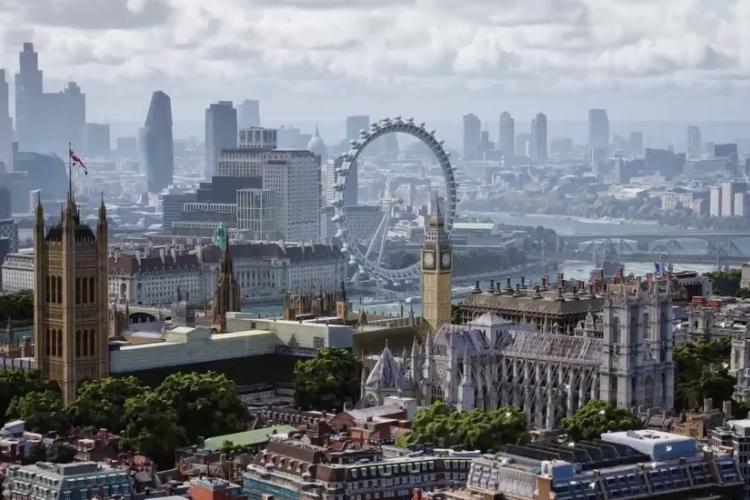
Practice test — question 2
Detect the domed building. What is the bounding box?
[306,125,327,166]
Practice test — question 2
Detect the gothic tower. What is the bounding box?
[599,279,674,411]
[33,194,109,404]
[421,194,452,333]
[212,241,240,332]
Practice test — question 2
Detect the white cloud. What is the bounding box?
[0,0,746,122]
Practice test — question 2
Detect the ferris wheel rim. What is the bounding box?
[332,116,457,282]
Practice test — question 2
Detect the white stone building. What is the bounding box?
[1,251,33,291]
[362,279,675,430]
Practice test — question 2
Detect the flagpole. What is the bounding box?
[68,141,72,201]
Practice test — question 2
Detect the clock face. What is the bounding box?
[441,252,451,269]
[423,251,436,269]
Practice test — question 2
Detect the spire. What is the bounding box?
[461,344,471,384]
[430,191,443,226]
[315,123,320,137]
[98,192,107,221]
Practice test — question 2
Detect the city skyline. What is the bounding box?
[0,0,747,125]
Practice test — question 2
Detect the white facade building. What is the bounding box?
[236,188,277,241]
[1,251,33,291]
[262,150,321,243]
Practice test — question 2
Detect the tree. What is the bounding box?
[122,390,186,468]
[155,371,248,444]
[293,348,361,411]
[396,401,528,452]
[0,370,57,419]
[67,376,146,433]
[704,269,741,296]
[7,391,68,433]
[27,441,47,464]
[46,442,76,463]
[0,291,34,323]
[562,400,640,441]
[737,288,750,299]
[674,339,735,411]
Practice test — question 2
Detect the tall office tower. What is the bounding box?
[346,115,370,142]
[262,150,321,243]
[687,126,702,158]
[205,101,238,178]
[515,133,531,157]
[588,109,610,164]
[82,123,110,156]
[236,188,277,240]
[498,111,514,158]
[421,194,452,333]
[238,99,260,129]
[462,113,481,161]
[59,82,86,152]
[0,187,10,219]
[0,70,11,168]
[721,181,747,218]
[529,113,547,162]
[140,91,174,193]
[33,194,109,404]
[629,131,644,158]
[709,186,722,217]
[14,43,42,152]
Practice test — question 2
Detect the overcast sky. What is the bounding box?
[0,0,748,131]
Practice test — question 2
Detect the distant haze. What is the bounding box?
[0,0,748,138]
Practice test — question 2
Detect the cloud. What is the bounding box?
[0,0,746,121]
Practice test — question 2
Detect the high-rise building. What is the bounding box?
[238,99,260,129]
[687,125,702,158]
[529,112,547,162]
[116,136,137,157]
[462,113,481,161]
[515,132,531,157]
[14,43,42,152]
[0,69,12,169]
[710,186,722,217]
[498,111,514,158]
[140,91,174,193]
[588,108,610,149]
[0,187,11,219]
[421,194,452,333]
[14,43,85,154]
[346,115,370,142]
[33,194,109,404]
[629,131,644,158]
[588,108,610,164]
[205,101,238,179]
[82,123,110,156]
[262,150,321,243]
[306,125,327,167]
[236,188,277,241]
[720,181,747,218]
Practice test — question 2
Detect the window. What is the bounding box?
[75,277,80,304]
[89,277,95,304]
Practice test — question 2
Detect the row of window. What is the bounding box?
[75,277,96,304]
[44,329,97,358]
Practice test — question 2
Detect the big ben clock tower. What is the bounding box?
[421,194,452,333]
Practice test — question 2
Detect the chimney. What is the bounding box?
[723,400,733,418]
[521,276,526,288]
[159,247,166,264]
[488,279,495,293]
[703,398,713,413]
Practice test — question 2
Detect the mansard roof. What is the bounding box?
[464,291,603,316]
[365,346,410,391]
[201,243,342,264]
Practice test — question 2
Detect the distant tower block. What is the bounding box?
[33,193,109,404]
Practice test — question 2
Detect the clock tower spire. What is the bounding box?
[421,193,452,333]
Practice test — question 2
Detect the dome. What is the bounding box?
[307,125,327,161]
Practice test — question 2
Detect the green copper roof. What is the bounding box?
[203,425,298,451]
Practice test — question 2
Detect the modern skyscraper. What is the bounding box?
[82,123,110,156]
[687,125,702,157]
[33,194,109,404]
[346,115,370,142]
[236,188,277,241]
[462,113,481,161]
[498,111,514,158]
[140,91,174,193]
[14,43,85,154]
[0,69,12,169]
[529,113,547,162]
[588,109,610,164]
[14,43,42,152]
[238,99,260,129]
[588,109,610,149]
[629,131,644,158]
[262,150,321,243]
[205,101,238,178]
[421,194,452,333]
